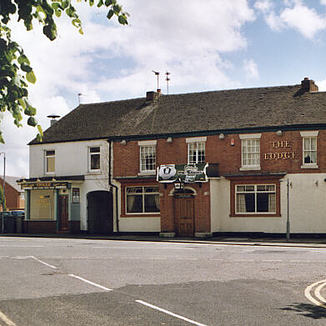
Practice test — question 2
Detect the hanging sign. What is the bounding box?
[157,163,208,183]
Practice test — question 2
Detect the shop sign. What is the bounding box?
[264,140,296,160]
[157,163,208,183]
[20,182,68,190]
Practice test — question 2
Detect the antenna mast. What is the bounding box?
[165,72,170,94]
[152,71,160,91]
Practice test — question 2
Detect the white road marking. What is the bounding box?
[30,256,57,270]
[0,245,43,248]
[136,300,208,326]
[315,282,326,304]
[304,279,326,308]
[0,310,17,326]
[68,274,113,291]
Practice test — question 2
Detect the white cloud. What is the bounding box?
[280,2,326,39]
[317,79,326,91]
[243,59,259,79]
[255,0,326,38]
[2,0,257,176]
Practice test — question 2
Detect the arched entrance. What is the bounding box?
[174,188,195,237]
[87,191,113,234]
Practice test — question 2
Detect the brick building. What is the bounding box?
[18,77,326,236]
[0,176,25,211]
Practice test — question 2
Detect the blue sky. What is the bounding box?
[2,0,326,177]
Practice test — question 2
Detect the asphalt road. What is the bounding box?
[0,237,326,325]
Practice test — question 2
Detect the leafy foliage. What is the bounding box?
[0,0,128,143]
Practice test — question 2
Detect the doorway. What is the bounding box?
[87,191,113,234]
[174,189,195,236]
[58,195,69,232]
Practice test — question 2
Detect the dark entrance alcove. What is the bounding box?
[87,191,113,234]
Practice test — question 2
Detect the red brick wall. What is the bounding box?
[114,130,326,177]
[0,178,24,211]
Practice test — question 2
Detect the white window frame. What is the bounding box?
[239,134,261,170]
[72,188,80,203]
[88,146,101,172]
[300,131,318,168]
[45,150,55,174]
[186,137,206,164]
[138,140,157,174]
[235,184,276,215]
[125,186,160,214]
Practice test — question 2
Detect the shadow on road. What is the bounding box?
[281,303,326,319]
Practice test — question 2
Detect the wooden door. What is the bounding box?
[174,196,194,236]
[58,195,69,232]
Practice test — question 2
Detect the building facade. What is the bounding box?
[0,176,25,211]
[19,78,326,236]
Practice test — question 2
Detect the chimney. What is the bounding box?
[301,77,319,92]
[47,114,60,126]
[146,90,161,102]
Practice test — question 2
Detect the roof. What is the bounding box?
[30,82,326,145]
[0,176,24,193]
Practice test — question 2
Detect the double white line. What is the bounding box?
[304,279,326,308]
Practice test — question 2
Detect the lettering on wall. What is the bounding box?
[264,140,295,160]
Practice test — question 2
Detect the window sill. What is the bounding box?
[138,171,156,176]
[121,213,160,218]
[230,213,280,218]
[301,164,319,169]
[86,170,101,175]
[239,166,261,171]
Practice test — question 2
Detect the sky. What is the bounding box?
[2,0,326,178]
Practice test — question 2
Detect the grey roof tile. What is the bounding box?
[30,84,326,144]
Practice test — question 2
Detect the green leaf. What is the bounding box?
[97,0,104,8]
[24,105,36,116]
[21,63,32,73]
[18,55,30,65]
[37,124,43,137]
[27,116,37,127]
[26,71,36,84]
[118,15,128,25]
[107,9,114,19]
[43,24,57,41]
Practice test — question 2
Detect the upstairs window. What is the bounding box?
[45,150,55,174]
[186,137,206,164]
[139,140,157,174]
[89,147,100,171]
[300,131,318,168]
[240,134,261,170]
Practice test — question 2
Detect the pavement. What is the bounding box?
[2,232,326,248]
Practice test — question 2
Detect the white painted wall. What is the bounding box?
[29,139,109,177]
[30,140,111,231]
[210,174,326,234]
[119,217,161,232]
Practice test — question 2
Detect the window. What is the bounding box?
[186,137,206,164]
[188,142,205,164]
[89,147,100,171]
[240,134,261,170]
[72,188,80,203]
[45,150,55,174]
[126,186,160,214]
[300,131,318,167]
[139,142,156,173]
[236,184,276,214]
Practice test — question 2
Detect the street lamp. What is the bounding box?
[0,152,5,233]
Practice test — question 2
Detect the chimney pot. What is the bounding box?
[301,77,318,92]
[146,90,161,102]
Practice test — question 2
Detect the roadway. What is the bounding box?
[0,236,326,325]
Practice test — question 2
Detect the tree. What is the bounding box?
[0,0,128,143]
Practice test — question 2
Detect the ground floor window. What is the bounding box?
[126,186,160,214]
[236,184,276,214]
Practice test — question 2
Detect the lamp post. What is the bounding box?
[0,152,5,233]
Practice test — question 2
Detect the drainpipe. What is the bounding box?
[108,140,119,233]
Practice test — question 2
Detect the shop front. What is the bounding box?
[18,176,84,233]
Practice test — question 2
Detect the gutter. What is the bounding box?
[108,140,119,233]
